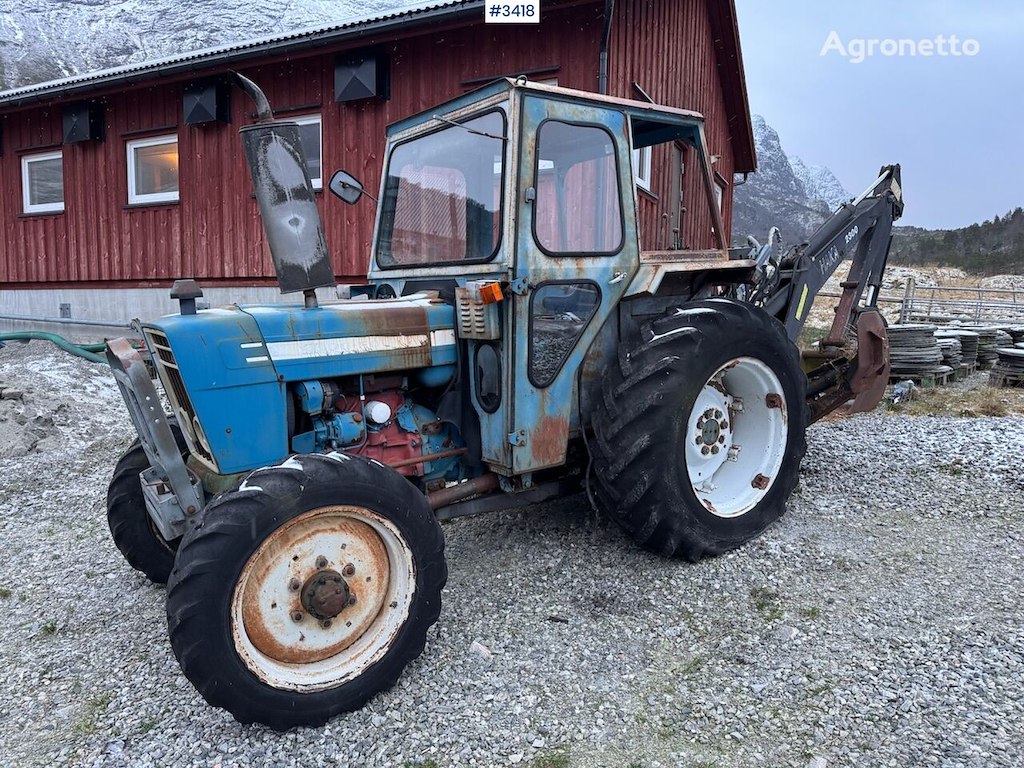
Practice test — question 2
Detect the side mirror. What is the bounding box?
[328,170,365,205]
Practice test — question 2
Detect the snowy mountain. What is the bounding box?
[731,115,848,245]
[789,155,850,211]
[733,117,1021,275]
[0,0,426,90]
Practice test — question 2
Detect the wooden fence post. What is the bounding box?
[900,277,915,323]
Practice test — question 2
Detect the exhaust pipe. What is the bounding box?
[234,74,335,302]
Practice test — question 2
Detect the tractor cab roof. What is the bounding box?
[386,77,709,150]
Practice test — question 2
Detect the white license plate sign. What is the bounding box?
[485,1,540,23]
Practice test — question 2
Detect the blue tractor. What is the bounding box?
[105,75,902,729]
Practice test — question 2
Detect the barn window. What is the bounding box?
[715,178,726,212]
[632,146,652,192]
[292,115,323,189]
[534,120,623,255]
[127,135,179,205]
[21,151,65,214]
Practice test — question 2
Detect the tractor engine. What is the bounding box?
[289,374,464,486]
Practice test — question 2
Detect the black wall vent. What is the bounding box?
[184,79,232,125]
[335,53,390,103]
[63,102,104,143]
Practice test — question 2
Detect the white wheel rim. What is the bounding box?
[230,505,415,691]
[685,357,789,518]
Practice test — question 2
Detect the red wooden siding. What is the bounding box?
[607,0,736,250]
[1,106,66,283]
[0,0,745,287]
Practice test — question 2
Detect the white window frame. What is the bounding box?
[292,114,323,190]
[715,178,727,212]
[127,134,180,205]
[21,150,65,214]
[633,146,652,192]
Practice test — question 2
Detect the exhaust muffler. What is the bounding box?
[235,73,335,299]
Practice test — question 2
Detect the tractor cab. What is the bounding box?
[334,78,741,476]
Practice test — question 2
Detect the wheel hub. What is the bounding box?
[232,508,403,671]
[300,569,350,620]
[699,409,723,446]
[684,358,788,518]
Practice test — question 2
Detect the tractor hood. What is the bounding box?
[140,293,456,474]
[238,293,456,380]
[148,292,457,384]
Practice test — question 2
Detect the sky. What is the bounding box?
[734,0,1024,230]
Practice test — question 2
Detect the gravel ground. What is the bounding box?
[0,341,1022,768]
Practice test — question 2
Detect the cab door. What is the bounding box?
[508,95,639,475]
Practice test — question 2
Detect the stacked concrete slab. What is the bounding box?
[935,329,980,368]
[991,347,1024,386]
[887,324,948,379]
[963,327,1000,368]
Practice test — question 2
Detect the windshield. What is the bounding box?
[377,110,505,268]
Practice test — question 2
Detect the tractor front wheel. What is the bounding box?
[165,453,447,730]
[591,299,808,560]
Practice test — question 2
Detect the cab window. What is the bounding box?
[534,120,623,255]
[378,111,505,267]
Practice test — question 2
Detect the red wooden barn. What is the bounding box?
[0,0,754,327]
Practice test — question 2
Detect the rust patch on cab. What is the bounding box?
[529,412,570,469]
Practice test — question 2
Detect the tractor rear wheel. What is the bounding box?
[106,422,189,584]
[590,299,807,560]
[165,452,447,730]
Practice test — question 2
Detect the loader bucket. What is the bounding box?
[846,309,890,414]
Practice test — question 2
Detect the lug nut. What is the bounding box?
[720,420,729,430]
[291,610,304,622]
[718,435,726,444]
[315,555,328,568]
[342,563,356,577]
[711,445,719,455]
[288,578,301,591]
[695,436,702,445]
[701,446,711,455]
[320,619,332,629]
[347,595,358,606]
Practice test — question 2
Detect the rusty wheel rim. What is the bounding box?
[230,505,414,691]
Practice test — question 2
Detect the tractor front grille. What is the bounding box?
[145,330,215,466]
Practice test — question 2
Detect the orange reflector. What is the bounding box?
[479,282,504,304]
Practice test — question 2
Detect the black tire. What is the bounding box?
[106,423,189,584]
[166,453,447,730]
[590,299,807,561]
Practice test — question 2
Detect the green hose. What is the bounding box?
[0,331,108,364]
